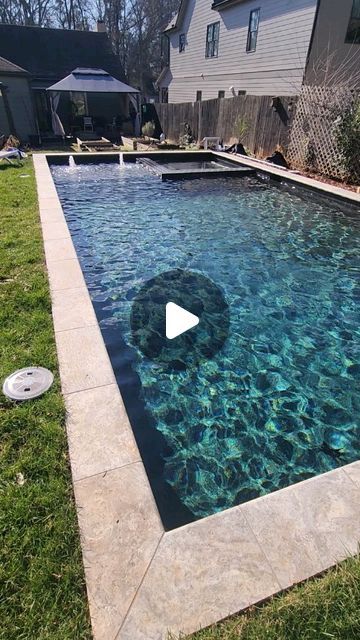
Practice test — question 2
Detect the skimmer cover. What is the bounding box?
[2,367,54,401]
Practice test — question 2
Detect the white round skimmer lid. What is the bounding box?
[2,367,54,401]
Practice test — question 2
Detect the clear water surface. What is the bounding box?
[51,161,360,529]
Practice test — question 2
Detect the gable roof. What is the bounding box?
[164,2,186,32]
[0,55,29,75]
[163,0,250,32]
[0,23,124,82]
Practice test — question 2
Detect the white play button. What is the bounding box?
[166,302,199,340]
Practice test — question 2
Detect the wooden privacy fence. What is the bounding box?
[152,94,297,157]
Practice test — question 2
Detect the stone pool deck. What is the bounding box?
[33,152,360,640]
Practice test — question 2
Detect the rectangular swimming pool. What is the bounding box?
[50,157,360,530]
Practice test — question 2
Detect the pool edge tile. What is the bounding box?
[74,463,164,640]
[343,461,360,489]
[117,505,281,640]
[64,383,141,481]
[44,237,77,263]
[241,467,360,590]
[47,258,87,291]
[54,325,116,394]
[41,221,71,241]
[51,286,98,332]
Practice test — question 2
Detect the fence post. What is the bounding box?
[197,101,202,144]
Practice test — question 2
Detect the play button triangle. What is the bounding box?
[166,302,199,340]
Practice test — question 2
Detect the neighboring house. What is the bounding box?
[0,22,125,141]
[305,0,360,86]
[0,57,36,141]
[157,0,360,103]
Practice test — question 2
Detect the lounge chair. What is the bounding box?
[0,147,27,164]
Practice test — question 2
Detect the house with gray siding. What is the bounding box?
[157,0,360,103]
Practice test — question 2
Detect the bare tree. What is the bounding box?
[0,0,23,23]
[55,0,90,29]
[0,0,180,91]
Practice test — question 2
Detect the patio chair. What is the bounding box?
[0,147,27,164]
[83,116,93,133]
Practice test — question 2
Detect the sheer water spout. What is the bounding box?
[69,155,76,168]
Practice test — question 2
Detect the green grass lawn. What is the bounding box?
[1,156,359,640]
[0,158,92,640]
[190,555,360,640]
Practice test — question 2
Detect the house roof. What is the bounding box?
[0,55,29,75]
[164,3,186,32]
[155,66,170,89]
[0,23,124,82]
[163,0,249,32]
[47,68,139,93]
[164,12,180,32]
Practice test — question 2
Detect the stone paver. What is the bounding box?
[51,286,97,331]
[39,207,66,223]
[47,258,86,291]
[42,221,70,241]
[55,325,116,394]
[343,461,360,489]
[65,384,140,481]
[44,237,77,262]
[38,196,62,209]
[74,464,163,640]
[119,506,280,640]
[242,468,360,589]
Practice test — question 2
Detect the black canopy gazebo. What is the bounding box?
[47,67,140,136]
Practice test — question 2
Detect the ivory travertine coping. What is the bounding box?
[55,325,116,394]
[52,287,97,331]
[41,221,71,241]
[44,237,77,263]
[344,461,360,489]
[241,468,360,589]
[47,258,87,291]
[65,384,141,481]
[40,211,66,225]
[118,506,281,640]
[74,464,163,640]
[33,153,360,640]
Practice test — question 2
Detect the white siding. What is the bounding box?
[163,0,317,101]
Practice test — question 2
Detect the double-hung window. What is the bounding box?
[205,22,220,58]
[345,0,360,43]
[246,8,260,52]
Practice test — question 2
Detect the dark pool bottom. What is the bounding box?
[50,157,360,530]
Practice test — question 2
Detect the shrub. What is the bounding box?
[336,98,360,183]
[142,121,155,138]
[234,115,248,142]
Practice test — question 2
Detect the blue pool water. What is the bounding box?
[51,161,360,529]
